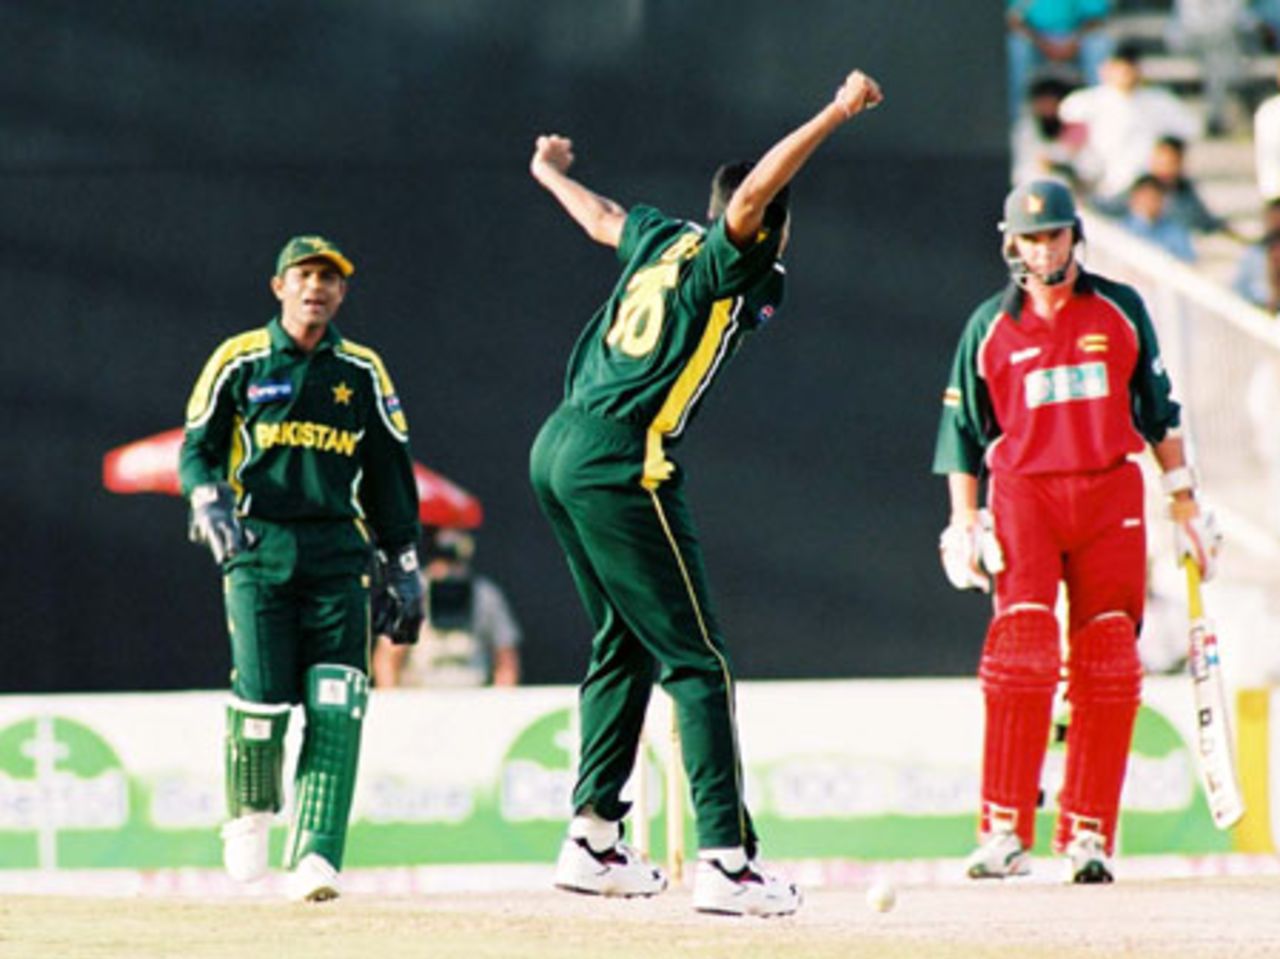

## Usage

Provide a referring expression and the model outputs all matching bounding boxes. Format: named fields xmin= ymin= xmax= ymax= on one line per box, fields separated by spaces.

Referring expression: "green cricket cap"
xmin=275 ymin=235 xmax=355 ymax=278
xmin=999 ymin=179 xmax=1078 ymax=236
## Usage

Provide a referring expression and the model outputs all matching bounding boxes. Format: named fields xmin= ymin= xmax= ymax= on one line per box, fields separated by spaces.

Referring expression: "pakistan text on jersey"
xmin=254 ymin=421 xmax=359 ymax=456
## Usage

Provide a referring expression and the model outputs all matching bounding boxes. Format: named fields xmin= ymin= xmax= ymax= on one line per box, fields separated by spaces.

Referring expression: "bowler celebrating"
xmin=529 ymin=69 xmax=883 ymax=917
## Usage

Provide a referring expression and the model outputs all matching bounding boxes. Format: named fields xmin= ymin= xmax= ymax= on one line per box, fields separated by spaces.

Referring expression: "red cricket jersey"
xmin=934 ymin=271 xmax=1180 ymax=478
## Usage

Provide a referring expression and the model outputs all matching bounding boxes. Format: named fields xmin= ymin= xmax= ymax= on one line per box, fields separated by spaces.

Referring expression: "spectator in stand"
xmin=1253 ymin=0 xmax=1280 ymax=50
xmin=1059 ymin=42 xmax=1203 ymax=203
xmin=1166 ymin=0 xmax=1253 ymax=135
xmin=1091 ymin=136 xmax=1227 ymax=232
xmin=1232 ymin=199 xmax=1280 ymax=309
xmin=1147 ymin=136 xmax=1232 ymax=235
xmin=372 ymin=528 xmax=523 ymax=688
xmin=1118 ymin=174 xmax=1198 ymax=263
xmin=1254 ymin=63 xmax=1280 ymax=200
xmin=1011 ymin=72 xmax=1092 ymax=186
xmin=1007 ymin=1 xmax=1114 ymax=123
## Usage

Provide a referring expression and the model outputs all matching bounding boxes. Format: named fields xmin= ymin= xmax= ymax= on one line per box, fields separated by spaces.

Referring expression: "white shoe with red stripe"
xmin=554 ymin=836 xmax=668 ymax=898
xmin=692 ymin=857 xmax=801 ymax=917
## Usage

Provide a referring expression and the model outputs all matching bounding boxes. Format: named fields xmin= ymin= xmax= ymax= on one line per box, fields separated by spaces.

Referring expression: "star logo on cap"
xmin=1026 ymin=193 xmax=1045 ymax=215
xmin=332 ymin=382 xmax=353 ymax=405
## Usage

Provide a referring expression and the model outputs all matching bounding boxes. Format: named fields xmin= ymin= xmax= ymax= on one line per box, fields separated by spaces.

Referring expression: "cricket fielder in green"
xmin=180 ymin=236 xmax=423 ymax=902
xmin=529 ymin=69 xmax=884 ymax=917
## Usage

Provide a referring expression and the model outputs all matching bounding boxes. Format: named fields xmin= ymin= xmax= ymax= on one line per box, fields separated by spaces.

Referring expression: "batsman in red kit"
xmin=933 ymin=179 xmax=1220 ymax=883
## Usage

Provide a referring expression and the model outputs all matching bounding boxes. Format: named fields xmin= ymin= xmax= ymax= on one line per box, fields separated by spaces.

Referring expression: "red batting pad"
xmin=1055 ymin=612 xmax=1142 ymax=854
xmin=978 ymin=604 xmax=1062 ymax=849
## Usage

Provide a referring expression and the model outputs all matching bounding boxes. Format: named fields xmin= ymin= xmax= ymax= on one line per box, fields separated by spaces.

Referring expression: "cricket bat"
xmin=1183 ymin=557 xmax=1245 ymax=830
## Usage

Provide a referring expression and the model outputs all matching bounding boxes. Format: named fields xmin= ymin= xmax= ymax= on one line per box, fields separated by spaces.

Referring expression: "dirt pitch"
xmin=3 ymin=878 xmax=1280 ymax=959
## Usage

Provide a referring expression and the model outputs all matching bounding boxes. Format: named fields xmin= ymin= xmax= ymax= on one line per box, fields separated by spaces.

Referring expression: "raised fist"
xmin=834 ymin=70 xmax=884 ymax=118
xmin=531 ymin=134 xmax=576 ymax=177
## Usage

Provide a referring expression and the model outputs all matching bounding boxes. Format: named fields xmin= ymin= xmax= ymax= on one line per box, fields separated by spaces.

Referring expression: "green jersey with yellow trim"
xmin=563 ymin=204 xmax=784 ymax=488
xmin=179 ymin=316 xmax=419 ymax=551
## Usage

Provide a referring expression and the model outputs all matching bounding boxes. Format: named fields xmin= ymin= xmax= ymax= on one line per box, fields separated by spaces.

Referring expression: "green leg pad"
xmin=284 ymin=664 xmax=369 ymax=870
xmin=225 ymin=698 xmax=291 ymax=818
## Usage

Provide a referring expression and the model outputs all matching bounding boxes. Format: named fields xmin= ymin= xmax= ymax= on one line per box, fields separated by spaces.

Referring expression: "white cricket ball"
xmin=865 ymin=880 xmax=897 ymax=913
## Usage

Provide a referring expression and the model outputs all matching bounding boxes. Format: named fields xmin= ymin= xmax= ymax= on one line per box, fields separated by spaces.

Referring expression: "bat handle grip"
xmin=1183 ymin=556 xmax=1204 ymax=621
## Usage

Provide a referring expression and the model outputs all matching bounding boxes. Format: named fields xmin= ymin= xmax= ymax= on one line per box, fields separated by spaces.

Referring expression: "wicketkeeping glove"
xmin=1171 ymin=499 xmax=1222 ymax=582
xmin=188 ymin=482 xmax=253 ymax=564
xmin=372 ymin=545 xmax=425 ymax=645
xmin=939 ymin=509 xmax=1005 ymax=594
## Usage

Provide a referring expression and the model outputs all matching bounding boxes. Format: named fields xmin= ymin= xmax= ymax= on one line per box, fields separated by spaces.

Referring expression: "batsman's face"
xmin=1012 ymin=227 xmax=1073 ymax=277
xmin=272 ymin=259 xmax=347 ymax=330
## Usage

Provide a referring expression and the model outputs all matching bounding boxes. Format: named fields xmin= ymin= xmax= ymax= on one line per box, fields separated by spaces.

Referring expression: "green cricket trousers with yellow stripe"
xmin=530 ymin=403 xmax=756 ymax=855
xmin=224 ymin=517 xmax=372 ymax=703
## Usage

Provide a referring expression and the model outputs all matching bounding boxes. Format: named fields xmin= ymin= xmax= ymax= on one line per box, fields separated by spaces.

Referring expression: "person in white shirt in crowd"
xmin=1059 ymin=42 xmax=1203 ymax=203
xmin=1254 ymin=63 xmax=1280 ymax=201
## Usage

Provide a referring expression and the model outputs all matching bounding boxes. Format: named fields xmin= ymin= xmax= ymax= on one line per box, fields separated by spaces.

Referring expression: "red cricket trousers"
xmin=990 ymin=461 xmax=1146 ymax=631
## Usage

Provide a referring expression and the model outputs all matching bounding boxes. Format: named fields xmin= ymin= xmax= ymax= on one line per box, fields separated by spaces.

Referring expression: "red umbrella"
xmin=103 ymin=428 xmax=483 ymax=529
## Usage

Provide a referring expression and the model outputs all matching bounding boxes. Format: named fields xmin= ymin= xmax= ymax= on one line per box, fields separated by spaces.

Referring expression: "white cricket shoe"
xmin=964 ymin=830 xmax=1031 ymax=880
xmin=692 ymin=858 xmax=801 ymax=917
xmin=221 ymin=812 xmax=272 ymax=883
xmin=287 ymin=853 xmax=341 ymax=902
xmin=553 ymin=836 xmax=668 ymax=898
xmin=1064 ymin=828 xmax=1114 ymax=884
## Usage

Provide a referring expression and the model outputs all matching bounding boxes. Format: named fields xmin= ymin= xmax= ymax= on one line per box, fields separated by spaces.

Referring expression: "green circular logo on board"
xmin=499 ymin=707 xmax=574 ymax=821
xmin=0 ymin=716 xmax=129 ymax=830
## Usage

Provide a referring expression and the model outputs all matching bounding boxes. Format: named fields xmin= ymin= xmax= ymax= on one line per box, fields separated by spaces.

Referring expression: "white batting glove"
xmin=1171 ymin=499 xmax=1222 ymax=582
xmin=939 ymin=509 xmax=1005 ymax=593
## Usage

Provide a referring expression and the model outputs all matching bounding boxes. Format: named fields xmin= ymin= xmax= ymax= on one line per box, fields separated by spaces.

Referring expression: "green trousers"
xmin=223 ymin=518 xmax=372 ymax=704
xmin=530 ymin=404 xmax=756 ymax=855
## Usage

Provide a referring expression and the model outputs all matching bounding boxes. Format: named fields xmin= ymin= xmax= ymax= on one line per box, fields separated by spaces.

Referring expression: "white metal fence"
xmin=1080 ymin=211 xmax=1280 ymax=686
xmin=1082 ymin=210 xmax=1280 ymax=565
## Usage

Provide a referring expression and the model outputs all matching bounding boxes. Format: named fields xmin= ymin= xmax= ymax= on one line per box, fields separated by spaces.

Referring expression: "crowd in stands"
xmin=1008 ymin=0 xmax=1280 ymax=308
xmin=1006 ymin=2 xmax=1280 ymax=676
